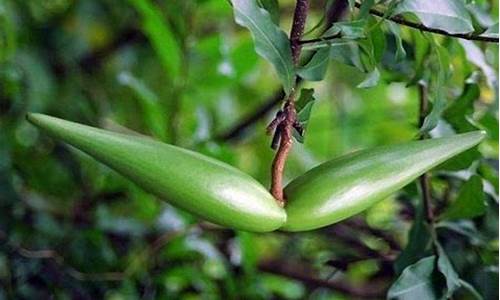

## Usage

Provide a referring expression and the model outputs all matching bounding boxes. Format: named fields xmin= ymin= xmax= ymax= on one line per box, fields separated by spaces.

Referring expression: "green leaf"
xmin=329 ymin=42 xmax=364 ymax=71
xmin=443 ymin=83 xmax=480 ymax=133
xmin=392 ymin=0 xmax=474 ymax=34
xmin=127 ymin=0 xmax=182 ymax=78
xmin=386 ymin=20 xmax=406 ymax=61
xmin=436 ymin=242 xmax=460 ymax=299
xmin=369 ymin=22 xmax=387 ymax=64
xmin=357 ymin=0 xmax=375 ymax=20
xmin=395 ymin=201 xmax=431 ymax=274
xmin=436 ymin=147 xmax=481 ymax=171
xmin=420 ymin=39 xmax=450 ymax=134
xmin=325 ymin=20 xmax=366 ymax=40
xmin=297 ymin=48 xmax=330 ymax=81
xmin=293 ymin=88 xmax=315 ymax=143
xmin=480 ymin=23 xmax=498 ymax=39
xmin=459 ymin=279 xmax=484 ymax=300
xmin=357 ymin=67 xmax=380 ymax=88
xmin=441 ymin=175 xmax=487 ymax=220
xmin=435 ymin=220 xmax=486 ymax=246
xmin=232 ymin=0 xmax=295 ymax=95
xmin=257 ymin=0 xmax=280 ymax=25
xmin=388 ymin=256 xmax=439 ymax=300
xmin=302 ymin=20 xmax=366 ymax=50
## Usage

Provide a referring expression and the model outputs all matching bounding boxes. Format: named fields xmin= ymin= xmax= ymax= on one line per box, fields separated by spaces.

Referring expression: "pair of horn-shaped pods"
xmin=27 ymin=113 xmax=485 ymax=232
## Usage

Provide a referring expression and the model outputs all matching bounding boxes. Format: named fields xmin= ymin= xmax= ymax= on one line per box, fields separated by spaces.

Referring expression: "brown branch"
xmin=289 ymin=0 xmax=310 ymax=64
xmin=300 ymin=2 xmax=499 ymax=44
xmin=269 ymin=100 xmax=297 ymax=203
xmin=269 ymin=0 xmax=309 ymax=203
xmin=258 ymin=259 xmax=389 ymax=298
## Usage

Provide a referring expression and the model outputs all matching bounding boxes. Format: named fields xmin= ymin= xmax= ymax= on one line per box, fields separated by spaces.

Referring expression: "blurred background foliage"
xmin=0 ymin=0 xmax=498 ymax=299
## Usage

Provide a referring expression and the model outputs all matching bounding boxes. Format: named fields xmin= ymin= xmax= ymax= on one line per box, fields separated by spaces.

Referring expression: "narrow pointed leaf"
xmin=27 ymin=113 xmax=286 ymax=232
xmin=436 ymin=242 xmax=461 ymax=299
xmin=127 ymin=0 xmax=181 ymax=78
xmin=232 ymin=0 xmax=295 ymax=95
xmin=282 ymin=131 xmax=486 ymax=231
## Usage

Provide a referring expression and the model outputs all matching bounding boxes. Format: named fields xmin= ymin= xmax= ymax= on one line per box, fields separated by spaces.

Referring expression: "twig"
xmin=268 ymin=0 xmax=309 ymax=204
xmin=417 ymin=83 xmax=434 ymax=224
xmin=216 ymin=0 xmax=349 ymax=142
xmin=300 ymin=2 xmax=499 ymax=44
xmin=417 ymin=82 xmax=438 ymax=256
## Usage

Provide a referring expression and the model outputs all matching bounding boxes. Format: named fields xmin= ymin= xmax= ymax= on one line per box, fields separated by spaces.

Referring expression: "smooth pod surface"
xmin=282 ymin=131 xmax=486 ymax=232
xmin=27 ymin=113 xmax=286 ymax=232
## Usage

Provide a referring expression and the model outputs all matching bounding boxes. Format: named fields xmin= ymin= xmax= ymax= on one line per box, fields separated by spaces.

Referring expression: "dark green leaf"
xmin=392 ymin=0 xmax=474 ymax=34
xmin=436 ymin=242 xmax=460 ymax=299
xmin=357 ymin=0 xmax=375 ymax=19
xmin=293 ymin=88 xmax=315 ymax=143
xmin=297 ymin=48 xmax=330 ymax=81
xmin=459 ymin=279 xmax=484 ymax=300
xmin=329 ymin=42 xmax=364 ymax=71
xmin=435 ymin=220 xmax=487 ymax=246
xmin=443 ymin=83 xmax=480 ymax=133
xmin=232 ymin=0 xmax=295 ymax=95
xmin=441 ymin=175 xmax=487 ymax=220
xmin=436 ymin=147 xmax=481 ymax=171
xmin=395 ymin=201 xmax=431 ymax=274
xmin=420 ymin=39 xmax=450 ymax=134
xmin=386 ymin=20 xmax=406 ymax=61
xmin=388 ymin=256 xmax=439 ymax=300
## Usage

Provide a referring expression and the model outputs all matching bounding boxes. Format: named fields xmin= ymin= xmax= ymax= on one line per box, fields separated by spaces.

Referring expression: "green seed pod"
xmin=282 ymin=131 xmax=486 ymax=232
xmin=27 ymin=113 xmax=286 ymax=232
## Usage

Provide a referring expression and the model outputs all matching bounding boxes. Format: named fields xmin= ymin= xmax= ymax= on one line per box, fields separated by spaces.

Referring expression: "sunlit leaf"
xmin=392 ymin=0 xmax=474 ymax=34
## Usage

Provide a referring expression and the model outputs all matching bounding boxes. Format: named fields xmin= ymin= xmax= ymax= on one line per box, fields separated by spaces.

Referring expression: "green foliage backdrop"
xmin=0 ymin=0 xmax=498 ymax=299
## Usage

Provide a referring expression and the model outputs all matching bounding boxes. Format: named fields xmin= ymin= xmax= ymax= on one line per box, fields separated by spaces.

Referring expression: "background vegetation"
xmin=0 ymin=0 xmax=498 ymax=299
